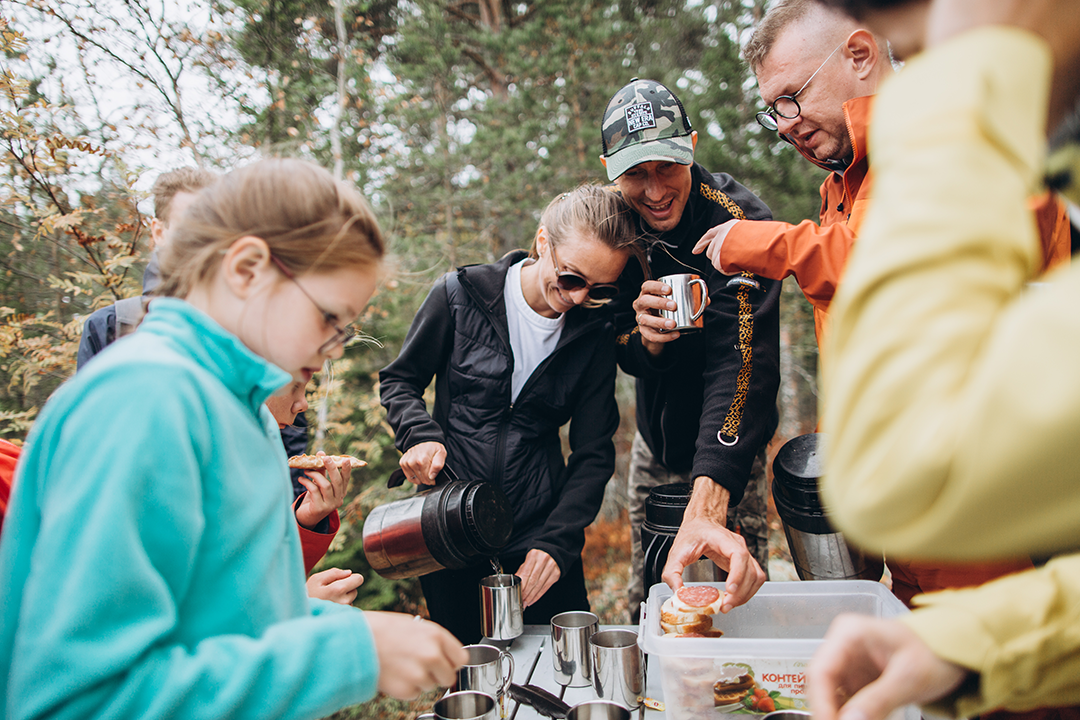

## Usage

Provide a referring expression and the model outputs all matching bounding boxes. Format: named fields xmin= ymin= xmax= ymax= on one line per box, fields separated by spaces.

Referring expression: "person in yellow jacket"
xmin=695 ymin=0 xmax=1070 ymax=613
xmin=803 ymin=0 xmax=1080 ymax=718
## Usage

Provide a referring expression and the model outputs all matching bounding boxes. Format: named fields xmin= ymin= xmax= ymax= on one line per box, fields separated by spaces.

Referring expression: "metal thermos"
xmin=363 ymin=466 xmax=514 ymax=579
xmin=641 ymin=482 xmax=722 ymax=595
xmin=771 ymin=433 xmax=882 ymax=581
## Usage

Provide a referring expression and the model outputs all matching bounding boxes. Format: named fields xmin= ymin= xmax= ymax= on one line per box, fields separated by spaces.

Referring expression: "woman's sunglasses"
xmin=550 ymin=244 xmax=620 ymax=301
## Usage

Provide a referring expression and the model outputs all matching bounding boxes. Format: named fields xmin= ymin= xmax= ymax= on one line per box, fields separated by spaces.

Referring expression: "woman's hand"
xmin=306 ymin=567 xmax=364 ymax=605
xmin=294 ymin=451 xmax=351 ymax=528
xmin=366 ymin=612 xmax=468 ymax=699
xmin=400 ymin=441 xmax=447 ymax=486
xmin=515 ymin=549 xmax=561 ymax=607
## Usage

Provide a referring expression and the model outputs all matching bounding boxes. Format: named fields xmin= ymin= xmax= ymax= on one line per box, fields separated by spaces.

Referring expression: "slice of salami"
xmin=676 ymin=585 xmax=721 ymax=608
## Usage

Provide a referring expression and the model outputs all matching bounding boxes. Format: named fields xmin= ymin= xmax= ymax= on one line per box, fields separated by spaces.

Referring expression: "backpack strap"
xmin=115 ymin=296 xmax=147 ymax=338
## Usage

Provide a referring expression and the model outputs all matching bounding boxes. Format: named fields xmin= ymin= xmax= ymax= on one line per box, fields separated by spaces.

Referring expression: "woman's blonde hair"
xmin=156 ymin=158 xmax=385 ymax=298
xmin=529 ymin=184 xmax=642 ymax=276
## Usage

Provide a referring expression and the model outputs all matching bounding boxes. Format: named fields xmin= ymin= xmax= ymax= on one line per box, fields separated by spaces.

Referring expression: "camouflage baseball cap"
xmin=601 ymin=79 xmax=694 ymax=181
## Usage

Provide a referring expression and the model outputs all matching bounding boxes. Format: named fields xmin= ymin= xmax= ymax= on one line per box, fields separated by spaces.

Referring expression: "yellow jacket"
xmin=822 ymin=27 xmax=1080 ymax=715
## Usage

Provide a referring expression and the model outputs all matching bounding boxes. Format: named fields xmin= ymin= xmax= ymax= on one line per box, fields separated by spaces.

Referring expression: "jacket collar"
xmin=139 ymin=298 xmax=293 ymax=415
xmin=457 ymin=250 xmax=530 ymax=314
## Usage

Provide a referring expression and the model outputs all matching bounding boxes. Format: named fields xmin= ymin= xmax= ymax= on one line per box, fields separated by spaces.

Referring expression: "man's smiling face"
xmin=614 ymin=160 xmax=694 ymax=233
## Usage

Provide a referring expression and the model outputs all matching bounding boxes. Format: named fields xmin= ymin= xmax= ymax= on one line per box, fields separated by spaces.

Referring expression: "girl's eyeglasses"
xmin=550 ymin=244 xmax=621 ymax=301
xmin=270 ymin=255 xmax=357 ymax=355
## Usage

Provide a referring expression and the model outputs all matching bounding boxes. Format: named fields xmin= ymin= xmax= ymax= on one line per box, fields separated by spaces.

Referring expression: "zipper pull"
xmin=836 ymin=202 xmax=844 ymax=213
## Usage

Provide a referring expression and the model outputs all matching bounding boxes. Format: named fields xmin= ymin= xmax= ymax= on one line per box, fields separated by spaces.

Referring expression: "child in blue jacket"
xmin=0 ymin=158 xmax=466 ymax=719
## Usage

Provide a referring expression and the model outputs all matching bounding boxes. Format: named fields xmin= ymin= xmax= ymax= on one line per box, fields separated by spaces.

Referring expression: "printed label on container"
xmin=658 ymin=656 xmax=810 ymax=720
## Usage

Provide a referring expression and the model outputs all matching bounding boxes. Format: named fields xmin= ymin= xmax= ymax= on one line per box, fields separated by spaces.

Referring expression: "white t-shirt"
xmin=505 ymin=259 xmax=564 ymax=402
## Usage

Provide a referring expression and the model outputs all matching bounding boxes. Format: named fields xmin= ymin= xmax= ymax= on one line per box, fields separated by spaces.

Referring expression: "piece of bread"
xmin=661 ymin=596 xmax=717 ymax=625
xmin=713 ymin=687 xmax=751 ymax=706
xmin=661 ymin=616 xmax=715 ymax=635
xmin=660 ymin=586 xmax=727 ymax=638
xmin=713 ymin=669 xmax=755 ymax=706
xmin=663 ymin=628 xmax=724 ymax=638
xmin=287 ymin=453 xmax=366 ymax=470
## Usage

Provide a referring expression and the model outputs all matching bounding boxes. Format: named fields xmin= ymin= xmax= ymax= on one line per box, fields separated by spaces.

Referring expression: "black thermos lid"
xmin=771 ymin=433 xmax=825 ymax=511
xmin=643 ymin=482 xmax=693 ymax=530
xmin=463 ymin=481 xmax=513 ymax=554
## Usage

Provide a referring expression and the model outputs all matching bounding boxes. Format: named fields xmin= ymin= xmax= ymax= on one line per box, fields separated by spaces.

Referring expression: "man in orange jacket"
xmin=694 ymin=0 xmax=1071 ymax=349
xmin=693 ymin=0 xmax=1072 ymax=612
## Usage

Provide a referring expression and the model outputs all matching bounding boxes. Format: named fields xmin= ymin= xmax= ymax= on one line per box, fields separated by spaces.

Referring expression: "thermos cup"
xmin=657 ymin=273 xmax=707 ymax=333
xmin=771 ymin=434 xmax=883 ymax=581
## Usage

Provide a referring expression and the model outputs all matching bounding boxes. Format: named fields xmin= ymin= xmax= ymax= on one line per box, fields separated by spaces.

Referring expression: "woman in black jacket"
xmin=379 ymin=185 xmax=641 ymax=642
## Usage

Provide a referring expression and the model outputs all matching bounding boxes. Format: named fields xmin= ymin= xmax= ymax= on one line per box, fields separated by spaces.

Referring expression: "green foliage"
xmin=206 ymin=0 xmax=396 ymax=187
xmin=0 ymin=14 xmax=146 ymax=436
xmin=0 ymin=1 xmax=824 ymax=617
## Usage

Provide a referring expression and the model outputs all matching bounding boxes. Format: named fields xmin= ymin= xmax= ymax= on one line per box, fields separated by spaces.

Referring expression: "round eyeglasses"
xmin=270 ymin=255 xmax=357 ymax=355
xmin=756 ymin=41 xmax=845 ymax=132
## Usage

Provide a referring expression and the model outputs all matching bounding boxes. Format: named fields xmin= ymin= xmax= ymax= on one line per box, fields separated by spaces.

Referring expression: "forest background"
xmin=0 ymin=1 xmax=823 ymax=716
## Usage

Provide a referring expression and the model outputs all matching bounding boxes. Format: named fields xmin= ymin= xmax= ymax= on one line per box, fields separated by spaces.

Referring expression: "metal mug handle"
xmin=689 ymin=278 xmax=708 ymax=322
xmin=499 ymin=649 xmax=515 ymax=697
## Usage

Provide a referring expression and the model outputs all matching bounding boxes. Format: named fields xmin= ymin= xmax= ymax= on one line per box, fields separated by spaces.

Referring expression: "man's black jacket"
xmin=612 ymin=163 xmax=782 ymax=505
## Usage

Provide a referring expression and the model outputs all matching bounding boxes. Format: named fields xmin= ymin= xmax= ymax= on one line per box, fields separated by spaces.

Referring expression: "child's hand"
xmin=306 ymin=567 xmax=364 ymax=605
xmin=294 ymin=451 xmax=351 ymax=528
xmin=399 ymin=441 xmax=447 ymax=485
xmin=366 ymin=612 xmax=468 ymax=699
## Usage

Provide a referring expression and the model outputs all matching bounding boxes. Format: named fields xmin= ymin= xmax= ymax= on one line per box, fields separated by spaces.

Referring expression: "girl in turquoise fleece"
xmin=0 ymin=158 xmax=466 ymax=720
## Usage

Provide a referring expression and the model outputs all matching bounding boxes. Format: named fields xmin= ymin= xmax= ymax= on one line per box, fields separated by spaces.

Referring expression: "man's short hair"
xmin=813 ymin=0 xmax=911 ymax=20
xmin=151 ymin=167 xmax=218 ymax=223
xmin=600 ymin=78 xmax=694 ymax=181
xmin=742 ymin=0 xmax=822 ymax=73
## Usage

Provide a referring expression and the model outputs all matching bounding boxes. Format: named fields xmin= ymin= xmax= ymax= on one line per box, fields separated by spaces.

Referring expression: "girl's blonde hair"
xmin=156 ymin=158 xmax=385 ymax=298
xmin=529 ymin=184 xmax=642 ymax=271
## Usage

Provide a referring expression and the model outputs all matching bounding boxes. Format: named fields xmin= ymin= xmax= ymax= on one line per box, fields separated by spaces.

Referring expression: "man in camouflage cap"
xmin=600 ymin=78 xmax=782 ymax=617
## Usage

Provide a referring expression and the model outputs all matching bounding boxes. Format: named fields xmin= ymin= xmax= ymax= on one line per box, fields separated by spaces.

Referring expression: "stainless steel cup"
xmin=566 ymin=700 xmax=631 ymax=720
xmin=456 ymin=644 xmax=514 ymax=702
xmin=417 ymin=691 xmax=498 ymax=720
xmin=658 ymin=273 xmax=707 ymax=333
xmin=763 ymin=712 xmax=812 ymax=720
xmin=589 ymin=629 xmax=643 ymax=710
xmin=550 ymin=610 xmax=599 ymax=687
xmin=479 ymin=574 xmax=523 ymax=640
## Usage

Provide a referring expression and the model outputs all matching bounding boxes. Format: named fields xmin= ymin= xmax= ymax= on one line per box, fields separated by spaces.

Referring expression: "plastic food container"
xmin=638 ymin=581 xmax=917 ymax=720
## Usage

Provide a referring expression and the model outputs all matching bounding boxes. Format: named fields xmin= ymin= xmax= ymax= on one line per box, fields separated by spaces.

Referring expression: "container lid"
xmin=638 ymin=580 xmax=908 ymax=659
xmin=644 ymin=482 xmax=693 ymax=527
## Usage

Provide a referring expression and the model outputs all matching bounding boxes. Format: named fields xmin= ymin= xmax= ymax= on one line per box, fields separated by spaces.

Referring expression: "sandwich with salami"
xmin=660 ymin=585 xmax=724 ymax=637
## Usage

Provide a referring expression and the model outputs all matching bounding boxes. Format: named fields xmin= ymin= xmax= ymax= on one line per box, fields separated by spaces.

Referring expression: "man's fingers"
xmin=634 ymin=293 xmax=676 ymax=313
xmin=660 ymin=546 xmax=691 ymax=591
xmin=721 ymin=555 xmax=764 ymax=611
xmin=693 ymin=234 xmax=715 ymax=255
